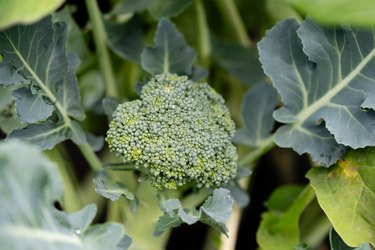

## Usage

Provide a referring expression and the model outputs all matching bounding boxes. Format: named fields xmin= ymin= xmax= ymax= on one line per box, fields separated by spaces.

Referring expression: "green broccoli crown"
xmin=106 ymin=73 xmax=237 ymax=189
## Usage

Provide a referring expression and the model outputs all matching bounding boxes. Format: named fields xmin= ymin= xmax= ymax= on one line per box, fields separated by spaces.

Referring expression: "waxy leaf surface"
xmin=0 ymin=17 xmax=86 ymax=149
xmin=0 ymin=140 xmax=131 ymax=250
xmin=259 ymin=19 xmax=375 ymax=165
xmin=141 ymin=19 xmax=196 ymax=76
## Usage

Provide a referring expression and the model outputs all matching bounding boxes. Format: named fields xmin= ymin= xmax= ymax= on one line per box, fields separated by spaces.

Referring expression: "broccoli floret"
xmin=106 ymin=73 xmax=237 ymax=190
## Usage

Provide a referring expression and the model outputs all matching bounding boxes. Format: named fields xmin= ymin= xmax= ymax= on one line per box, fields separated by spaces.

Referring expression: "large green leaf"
xmin=233 ymin=83 xmax=278 ymax=147
xmin=0 ymin=140 xmax=131 ymax=250
xmin=113 ymin=0 xmax=192 ymax=20
xmin=147 ymin=0 xmax=192 ymax=20
xmin=211 ymin=36 xmax=265 ymax=85
xmin=154 ymin=188 xmax=233 ymax=236
xmin=53 ymin=5 xmax=92 ymax=68
xmin=258 ymin=18 xmax=375 ymax=166
xmin=256 ymin=185 xmax=315 ymax=250
xmin=307 ymin=148 xmax=375 ymax=247
xmin=0 ymin=0 xmax=64 ymax=29
xmin=287 ymin=0 xmax=375 ymax=27
xmin=141 ymin=19 xmax=196 ymax=76
xmin=12 ymin=87 xmax=54 ymax=123
xmin=106 ymin=17 xmax=144 ymax=63
xmin=0 ymin=17 xmax=86 ymax=149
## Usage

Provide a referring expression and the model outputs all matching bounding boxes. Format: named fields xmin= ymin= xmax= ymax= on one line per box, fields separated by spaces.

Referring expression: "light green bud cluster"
xmin=106 ymin=73 xmax=237 ymax=189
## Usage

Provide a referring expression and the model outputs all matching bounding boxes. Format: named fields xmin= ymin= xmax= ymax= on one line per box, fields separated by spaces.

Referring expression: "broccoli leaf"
xmin=258 ymin=18 xmax=375 ymax=166
xmin=8 ymin=121 xmax=71 ymax=150
xmin=12 ymin=87 xmax=54 ymax=123
xmin=79 ymin=70 xmax=105 ymax=110
xmin=154 ymin=188 xmax=233 ymax=236
xmin=53 ymin=5 xmax=92 ymax=70
xmin=211 ymin=36 xmax=266 ymax=85
xmin=233 ymin=83 xmax=278 ymax=147
xmin=0 ymin=0 xmax=64 ymax=29
xmin=112 ymin=0 xmax=192 ymax=20
xmin=141 ymin=19 xmax=196 ymax=76
xmin=102 ymin=98 xmax=120 ymax=120
xmin=106 ymin=17 xmax=144 ymax=63
xmin=307 ymin=147 xmax=375 ymax=247
xmin=287 ymin=0 xmax=375 ymax=27
xmin=256 ymin=185 xmax=315 ymax=250
xmin=0 ymin=140 xmax=131 ymax=250
xmin=93 ymin=172 xmax=135 ymax=202
xmin=0 ymin=17 xmax=86 ymax=149
xmin=147 ymin=0 xmax=192 ymax=20
xmin=330 ymin=228 xmax=372 ymax=250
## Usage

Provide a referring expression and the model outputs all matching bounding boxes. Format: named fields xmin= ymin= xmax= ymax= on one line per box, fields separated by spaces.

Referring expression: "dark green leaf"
xmin=0 ymin=140 xmax=131 ymax=250
xmin=141 ymin=19 xmax=196 ymax=75
xmin=223 ymin=182 xmax=249 ymax=208
xmin=102 ymin=98 xmax=120 ymax=120
xmin=106 ymin=17 xmax=144 ymax=63
xmin=155 ymin=188 xmax=233 ymax=236
xmin=86 ymin=132 xmax=104 ymax=152
xmin=330 ymin=228 xmax=371 ymax=250
xmin=256 ymin=185 xmax=315 ymax=250
xmin=147 ymin=0 xmax=192 ymax=20
xmin=78 ymin=70 xmax=105 ymax=110
xmin=258 ymin=18 xmax=375 ymax=165
xmin=190 ymin=64 xmax=208 ymax=81
xmin=211 ymin=36 xmax=265 ymax=85
xmin=307 ymin=148 xmax=375 ymax=247
xmin=112 ymin=0 xmax=192 ymax=19
xmin=12 ymin=87 xmax=54 ymax=123
xmin=233 ymin=83 xmax=278 ymax=147
xmin=153 ymin=214 xmax=181 ymax=237
xmin=112 ymin=0 xmax=150 ymax=14
xmin=8 ymin=121 xmax=70 ymax=150
xmin=53 ymin=5 xmax=92 ymax=68
xmin=0 ymin=17 xmax=86 ymax=149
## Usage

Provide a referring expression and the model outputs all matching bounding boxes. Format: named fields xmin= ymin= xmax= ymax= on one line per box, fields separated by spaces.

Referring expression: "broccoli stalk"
xmin=106 ymin=73 xmax=238 ymax=190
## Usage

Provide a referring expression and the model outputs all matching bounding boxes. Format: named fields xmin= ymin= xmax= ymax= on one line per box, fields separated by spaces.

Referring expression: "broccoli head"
xmin=106 ymin=73 xmax=237 ymax=189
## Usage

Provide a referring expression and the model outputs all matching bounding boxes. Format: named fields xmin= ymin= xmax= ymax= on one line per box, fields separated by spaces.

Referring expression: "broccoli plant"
xmin=1 ymin=0 xmax=375 ymax=250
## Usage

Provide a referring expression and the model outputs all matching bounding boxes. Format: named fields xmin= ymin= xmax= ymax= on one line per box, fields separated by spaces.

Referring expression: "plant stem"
xmin=84 ymin=0 xmax=118 ymax=98
xmin=44 ymin=147 xmax=83 ymax=211
xmin=107 ymin=200 xmax=121 ymax=222
xmin=194 ymin=0 xmax=211 ymax=69
xmin=219 ymin=137 xmax=275 ymax=248
xmin=122 ymin=182 xmax=170 ymax=250
xmin=181 ymin=188 xmax=211 ymax=208
xmin=238 ymin=136 xmax=275 ymax=166
xmin=77 ymin=143 xmax=102 ymax=171
xmin=215 ymin=0 xmax=250 ymax=47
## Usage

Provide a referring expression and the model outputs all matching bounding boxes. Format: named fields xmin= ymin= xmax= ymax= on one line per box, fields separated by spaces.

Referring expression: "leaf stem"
xmin=181 ymin=188 xmax=211 ymax=208
xmin=84 ymin=0 xmax=118 ymax=98
xmin=194 ymin=0 xmax=211 ymax=68
xmin=238 ymin=136 xmax=275 ymax=166
xmin=77 ymin=143 xmax=102 ymax=171
xmin=215 ymin=0 xmax=250 ymax=47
